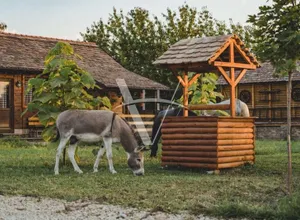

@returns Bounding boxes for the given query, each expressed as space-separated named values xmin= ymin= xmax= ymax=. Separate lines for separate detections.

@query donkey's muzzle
xmin=134 ymin=172 xmax=144 ymax=176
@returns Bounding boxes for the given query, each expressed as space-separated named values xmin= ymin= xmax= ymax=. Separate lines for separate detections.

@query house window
xmin=292 ymin=88 xmax=300 ymax=101
xmin=0 ymin=82 xmax=9 ymax=108
xmin=24 ymin=79 xmax=33 ymax=106
xmin=239 ymin=90 xmax=251 ymax=103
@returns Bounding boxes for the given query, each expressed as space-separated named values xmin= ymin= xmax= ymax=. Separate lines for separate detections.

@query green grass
xmin=0 ymin=138 xmax=299 ymax=219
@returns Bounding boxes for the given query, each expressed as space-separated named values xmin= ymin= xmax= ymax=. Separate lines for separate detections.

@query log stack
xmin=161 ymin=116 xmax=255 ymax=169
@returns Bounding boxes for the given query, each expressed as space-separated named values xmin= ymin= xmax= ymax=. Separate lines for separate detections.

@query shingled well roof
xmin=0 ymin=32 xmax=169 ymax=90
xmin=154 ymin=35 xmax=259 ymax=67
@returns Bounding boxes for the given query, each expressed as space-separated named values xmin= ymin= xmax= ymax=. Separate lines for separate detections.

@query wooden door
xmin=0 ymin=79 xmax=12 ymax=132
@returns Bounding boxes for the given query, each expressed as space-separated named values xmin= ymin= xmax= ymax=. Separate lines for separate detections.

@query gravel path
xmin=0 ymin=195 xmax=222 ymax=220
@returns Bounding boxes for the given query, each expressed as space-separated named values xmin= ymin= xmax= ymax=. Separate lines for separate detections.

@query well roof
xmin=154 ymin=34 xmax=259 ymax=71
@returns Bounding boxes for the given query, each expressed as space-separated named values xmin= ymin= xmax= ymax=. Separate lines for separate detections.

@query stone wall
xmin=255 ymin=124 xmax=300 ymax=140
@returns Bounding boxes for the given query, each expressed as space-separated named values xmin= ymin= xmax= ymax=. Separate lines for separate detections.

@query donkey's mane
xmin=120 ymin=117 xmax=144 ymax=146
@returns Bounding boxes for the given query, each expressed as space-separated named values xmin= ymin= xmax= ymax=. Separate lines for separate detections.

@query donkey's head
xmin=127 ymin=145 xmax=146 ymax=176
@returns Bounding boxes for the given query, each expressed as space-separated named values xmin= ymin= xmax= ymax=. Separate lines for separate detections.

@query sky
xmin=0 ymin=0 xmax=271 ymax=40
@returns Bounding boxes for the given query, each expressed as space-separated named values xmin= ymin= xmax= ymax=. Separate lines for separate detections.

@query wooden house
xmin=0 ymin=32 xmax=169 ymax=135
xmin=218 ymin=62 xmax=300 ymax=139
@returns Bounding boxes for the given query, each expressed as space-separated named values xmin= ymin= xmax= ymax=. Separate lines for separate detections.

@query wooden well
xmin=161 ymin=116 xmax=255 ymax=169
xmin=154 ymin=34 xmax=260 ymax=170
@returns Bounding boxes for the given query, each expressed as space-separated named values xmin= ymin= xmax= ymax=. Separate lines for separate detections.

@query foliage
xmin=23 ymin=42 xmax=111 ymax=141
xmin=248 ymin=0 xmax=300 ymax=194
xmin=82 ymin=4 xmax=253 ymax=87
xmin=0 ymin=140 xmax=299 ymax=219
xmin=177 ymin=72 xmax=224 ymax=115
xmin=0 ymin=22 xmax=7 ymax=31
xmin=248 ymin=0 xmax=300 ymax=75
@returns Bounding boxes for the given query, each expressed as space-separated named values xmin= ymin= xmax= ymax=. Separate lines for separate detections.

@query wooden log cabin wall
xmin=154 ymin=34 xmax=260 ymax=170
xmin=0 ymin=32 xmax=169 ymax=136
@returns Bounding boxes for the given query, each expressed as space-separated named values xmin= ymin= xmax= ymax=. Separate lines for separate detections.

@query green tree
xmin=0 ymin=22 xmax=7 ymax=31
xmin=82 ymin=4 xmax=253 ymax=87
xmin=248 ymin=0 xmax=300 ymax=194
xmin=23 ymin=42 xmax=111 ymax=141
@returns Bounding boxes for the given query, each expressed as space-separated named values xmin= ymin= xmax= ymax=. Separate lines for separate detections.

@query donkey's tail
xmin=52 ymin=127 xmax=60 ymax=142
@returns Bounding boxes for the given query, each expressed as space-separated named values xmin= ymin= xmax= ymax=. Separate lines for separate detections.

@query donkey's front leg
xmin=93 ymin=145 xmax=106 ymax=173
xmin=103 ymin=137 xmax=117 ymax=174
xmin=54 ymin=138 xmax=69 ymax=175
xmin=68 ymin=143 xmax=83 ymax=174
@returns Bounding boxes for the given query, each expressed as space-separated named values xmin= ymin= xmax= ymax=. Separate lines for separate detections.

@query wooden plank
xmin=218 ymin=145 xmax=254 ymax=151
xmin=234 ymin=69 xmax=247 ymax=87
xmin=128 ymin=121 xmax=153 ymax=125
xmin=217 ymin=155 xmax=254 ymax=163
xmin=218 ymin=150 xmax=254 ymax=157
xmin=162 ymin=156 xmax=218 ymax=163
xmin=217 ymin=66 xmax=233 ymax=86
xmin=217 ymin=161 xmax=247 ymax=169
xmin=162 ymin=145 xmax=218 ymax=151
xmin=218 ymin=117 xmax=255 ymax=122
xmin=214 ymin=61 xmax=257 ymax=69
xmin=218 ymin=139 xmax=254 ymax=145
xmin=162 ymin=127 xmax=218 ymax=134
xmin=188 ymin=73 xmax=201 ymax=86
xmin=162 ymin=151 xmax=218 ymax=157
xmin=164 ymin=117 xmax=218 ymax=122
xmin=162 ymin=122 xmax=218 ymax=128
xmin=163 ymin=133 xmax=218 ymax=140
xmin=119 ymin=114 xmax=155 ymax=118
xmin=218 ymin=128 xmax=253 ymax=133
xmin=183 ymin=72 xmax=189 ymax=117
xmin=217 ymin=133 xmax=254 ymax=139
xmin=162 ymin=161 xmax=218 ymax=169
xmin=189 ymin=104 xmax=230 ymax=110
xmin=162 ymin=139 xmax=217 ymax=145
xmin=218 ymin=122 xmax=254 ymax=128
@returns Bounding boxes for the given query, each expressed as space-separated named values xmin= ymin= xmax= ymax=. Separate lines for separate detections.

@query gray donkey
xmin=54 ymin=110 xmax=146 ymax=176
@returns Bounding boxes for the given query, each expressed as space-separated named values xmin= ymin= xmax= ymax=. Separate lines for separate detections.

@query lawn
xmin=0 ymin=138 xmax=299 ymax=219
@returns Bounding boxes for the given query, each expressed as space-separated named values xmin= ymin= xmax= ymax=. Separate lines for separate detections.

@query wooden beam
xmin=217 ymin=66 xmax=233 ymax=86
xmin=177 ymin=75 xmax=186 ymax=87
xmin=208 ymin=40 xmax=231 ymax=64
xmin=230 ymin=41 xmax=236 ymax=117
xmin=171 ymin=69 xmax=186 ymax=87
xmin=232 ymin=40 xmax=253 ymax=65
xmin=234 ymin=69 xmax=247 ymax=86
xmin=183 ymin=72 xmax=189 ymax=117
xmin=188 ymin=73 xmax=201 ymax=86
xmin=189 ymin=104 xmax=230 ymax=110
xmin=214 ymin=61 xmax=257 ymax=69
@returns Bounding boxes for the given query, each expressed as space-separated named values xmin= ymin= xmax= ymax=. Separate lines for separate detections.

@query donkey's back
xmin=56 ymin=110 xmax=115 ymax=138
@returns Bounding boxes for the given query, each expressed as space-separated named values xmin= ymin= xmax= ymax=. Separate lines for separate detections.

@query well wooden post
xmin=183 ymin=72 xmax=189 ymax=116
xmin=230 ymin=40 xmax=236 ymax=117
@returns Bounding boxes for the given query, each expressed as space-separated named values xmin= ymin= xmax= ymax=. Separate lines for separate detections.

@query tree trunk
xmin=287 ymin=71 xmax=293 ymax=194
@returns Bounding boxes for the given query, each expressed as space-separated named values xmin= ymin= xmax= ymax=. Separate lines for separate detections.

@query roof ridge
xmin=0 ymin=31 xmax=96 ymax=47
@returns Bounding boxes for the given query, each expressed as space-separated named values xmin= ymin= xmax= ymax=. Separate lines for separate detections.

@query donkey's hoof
xmin=76 ymin=170 xmax=83 ymax=174
xmin=54 ymin=172 xmax=59 ymax=175
xmin=110 ymin=170 xmax=117 ymax=174
xmin=93 ymin=169 xmax=98 ymax=173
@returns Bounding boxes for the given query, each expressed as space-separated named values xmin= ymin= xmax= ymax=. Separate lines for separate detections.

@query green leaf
xmin=35 ymin=93 xmax=57 ymax=103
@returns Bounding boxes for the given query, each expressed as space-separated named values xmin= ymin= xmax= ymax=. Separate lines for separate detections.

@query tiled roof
xmin=153 ymin=35 xmax=259 ymax=67
xmin=0 ymin=32 xmax=169 ymax=90
xmin=217 ymin=62 xmax=300 ymax=85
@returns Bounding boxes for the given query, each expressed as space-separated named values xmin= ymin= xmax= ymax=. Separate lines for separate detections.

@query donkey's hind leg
xmin=54 ymin=137 xmax=69 ymax=175
xmin=103 ymin=137 xmax=117 ymax=174
xmin=68 ymin=142 xmax=83 ymax=174
xmin=93 ymin=145 xmax=106 ymax=173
